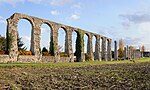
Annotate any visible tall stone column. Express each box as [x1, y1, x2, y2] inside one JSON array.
[[128, 46, 131, 60], [87, 34, 94, 61], [50, 25, 59, 62], [124, 47, 127, 60], [75, 31, 85, 62], [102, 37, 107, 61], [114, 41, 118, 60], [31, 19, 41, 57], [65, 30, 74, 62], [6, 18, 18, 61], [107, 39, 112, 61], [127, 46, 129, 60], [94, 35, 101, 61]]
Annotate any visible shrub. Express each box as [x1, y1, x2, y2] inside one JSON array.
[[0, 50, 9, 55], [18, 50, 32, 55], [42, 52, 52, 56], [85, 53, 92, 61], [60, 52, 69, 57]]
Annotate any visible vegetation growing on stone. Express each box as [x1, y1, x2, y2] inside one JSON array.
[[74, 29, 84, 61], [50, 37, 55, 56]]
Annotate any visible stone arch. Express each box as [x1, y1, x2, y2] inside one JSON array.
[[72, 30, 78, 53], [72, 30, 79, 62], [84, 33, 89, 53], [93, 34, 101, 60], [85, 32, 94, 60], [58, 27, 67, 55], [73, 30, 84, 62], [17, 18, 33, 55], [15, 15, 34, 28], [92, 35, 97, 54], [106, 38, 109, 60], [100, 37, 103, 58], [40, 23, 52, 55]]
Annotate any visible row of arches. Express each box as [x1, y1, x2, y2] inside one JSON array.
[[7, 12, 112, 62], [17, 19, 111, 60]]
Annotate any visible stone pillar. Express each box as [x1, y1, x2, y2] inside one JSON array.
[[124, 47, 127, 60], [107, 39, 112, 61], [94, 35, 101, 61], [31, 19, 41, 57], [133, 50, 136, 59], [6, 18, 18, 61], [50, 25, 60, 62], [127, 46, 129, 60], [87, 34, 94, 61], [65, 30, 74, 62], [102, 37, 107, 61], [114, 41, 118, 60], [128, 46, 131, 60]]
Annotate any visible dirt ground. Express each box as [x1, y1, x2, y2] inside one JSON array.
[[0, 62, 150, 90]]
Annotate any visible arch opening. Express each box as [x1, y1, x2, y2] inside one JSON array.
[[40, 23, 51, 56], [84, 33, 88, 53], [58, 27, 67, 57], [72, 30, 78, 61], [100, 37, 103, 60], [17, 19, 33, 55], [106, 39, 109, 60], [92, 35, 96, 60]]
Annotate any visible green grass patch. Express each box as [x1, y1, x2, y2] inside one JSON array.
[[0, 58, 150, 68]]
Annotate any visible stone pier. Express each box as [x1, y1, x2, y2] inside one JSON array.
[[94, 35, 101, 61], [114, 41, 118, 60], [124, 47, 127, 60], [102, 37, 107, 61], [87, 33, 94, 61], [107, 39, 112, 61]]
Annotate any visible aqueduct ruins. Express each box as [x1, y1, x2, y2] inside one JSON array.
[[0, 13, 142, 62]]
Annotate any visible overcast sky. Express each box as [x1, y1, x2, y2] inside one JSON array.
[[0, 0, 150, 51]]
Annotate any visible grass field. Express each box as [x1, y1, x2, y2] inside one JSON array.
[[0, 58, 150, 89]]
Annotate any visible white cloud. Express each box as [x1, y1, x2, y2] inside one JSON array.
[[119, 12, 150, 51], [0, 0, 74, 6], [0, 0, 25, 6], [0, 16, 6, 24], [71, 14, 80, 20], [119, 12, 150, 24], [50, 0, 72, 6], [22, 36, 31, 42], [50, 10, 60, 16], [72, 2, 82, 9]]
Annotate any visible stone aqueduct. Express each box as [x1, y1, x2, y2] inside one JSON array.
[[0, 13, 141, 62], [0, 13, 112, 62]]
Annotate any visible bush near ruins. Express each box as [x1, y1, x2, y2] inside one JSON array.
[[18, 50, 32, 55], [60, 52, 69, 57], [85, 53, 92, 61]]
